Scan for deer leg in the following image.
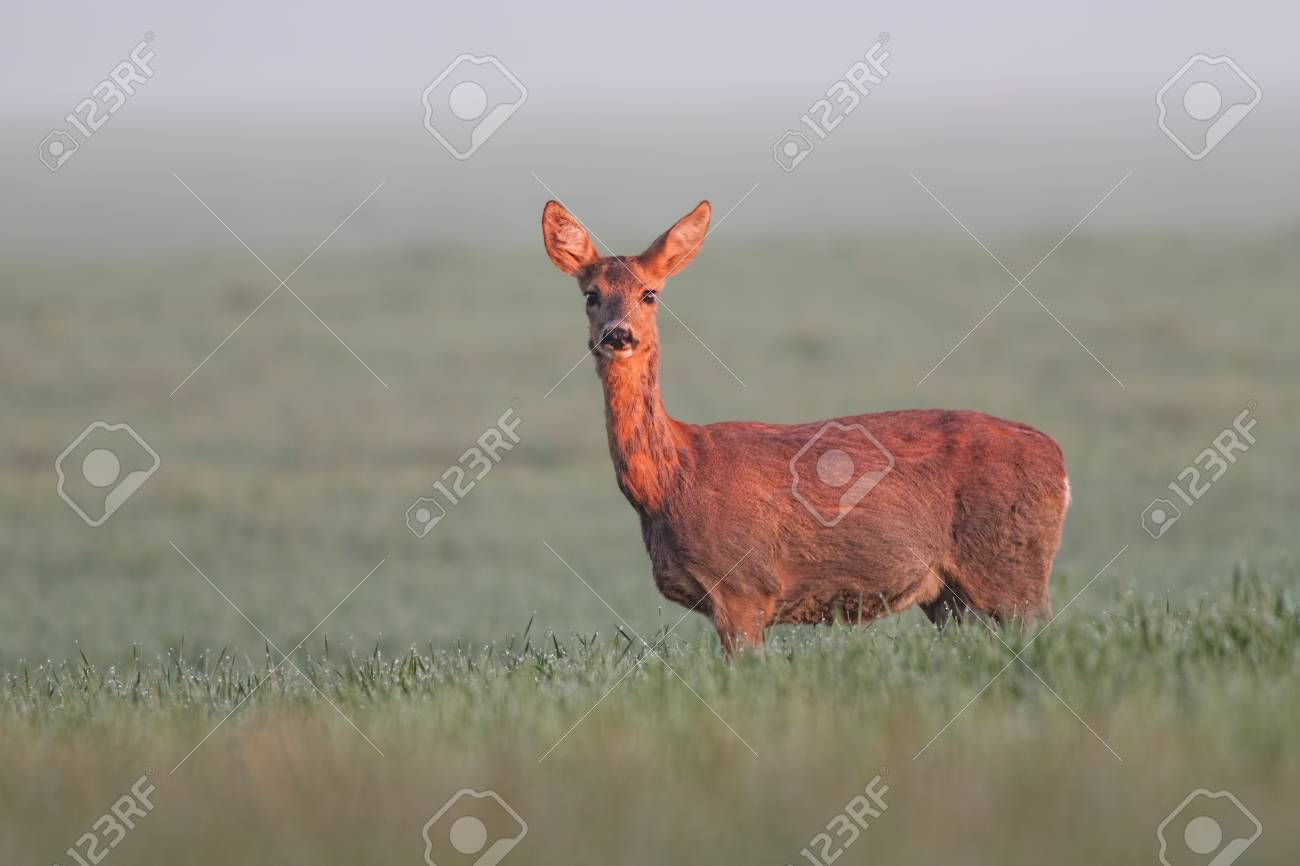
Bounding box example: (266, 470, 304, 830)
(921, 583, 969, 629)
(711, 596, 773, 660)
(715, 625, 762, 661)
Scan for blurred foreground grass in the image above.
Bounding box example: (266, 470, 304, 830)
(2, 567, 1296, 864)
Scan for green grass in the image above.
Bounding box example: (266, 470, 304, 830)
(4, 226, 1299, 864)
(3, 568, 1297, 864)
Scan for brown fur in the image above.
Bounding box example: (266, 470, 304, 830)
(542, 200, 1069, 656)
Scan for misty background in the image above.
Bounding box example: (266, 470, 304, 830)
(3, 0, 1298, 255)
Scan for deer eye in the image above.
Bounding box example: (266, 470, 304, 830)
(641, 290, 657, 305)
(584, 293, 598, 307)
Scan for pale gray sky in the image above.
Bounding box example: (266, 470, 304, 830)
(3, 0, 1297, 254)
(4, 0, 1297, 109)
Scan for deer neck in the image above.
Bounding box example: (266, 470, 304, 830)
(597, 344, 683, 515)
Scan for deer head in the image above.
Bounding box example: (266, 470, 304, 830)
(541, 200, 711, 362)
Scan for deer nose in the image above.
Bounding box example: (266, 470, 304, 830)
(601, 326, 636, 349)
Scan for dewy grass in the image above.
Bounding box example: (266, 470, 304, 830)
(4, 228, 1298, 864)
(5, 567, 1296, 726)
(3, 568, 1298, 866)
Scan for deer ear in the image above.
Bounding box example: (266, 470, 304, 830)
(542, 200, 599, 276)
(638, 201, 711, 283)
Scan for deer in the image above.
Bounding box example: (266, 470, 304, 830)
(541, 199, 1070, 657)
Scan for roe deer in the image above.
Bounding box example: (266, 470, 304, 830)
(542, 199, 1069, 656)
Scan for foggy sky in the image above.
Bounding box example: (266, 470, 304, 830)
(3, 0, 1297, 255)
(5, 0, 1297, 110)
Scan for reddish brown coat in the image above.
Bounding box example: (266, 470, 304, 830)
(543, 200, 1069, 654)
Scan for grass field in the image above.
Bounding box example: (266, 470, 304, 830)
(3, 219, 1298, 863)
(3, 570, 1298, 864)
